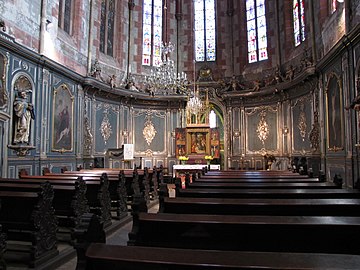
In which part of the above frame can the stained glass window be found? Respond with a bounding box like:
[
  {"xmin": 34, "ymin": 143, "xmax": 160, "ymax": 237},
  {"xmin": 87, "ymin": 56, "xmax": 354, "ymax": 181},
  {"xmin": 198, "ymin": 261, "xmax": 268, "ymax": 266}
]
[
  {"xmin": 100, "ymin": 0, "xmax": 115, "ymax": 56},
  {"xmin": 246, "ymin": 0, "xmax": 268, "ymax": 63},
  {"xmin": 194, "ymin": 0, "xmax": 216, "ymax": 62},
  {"xmin": 142, "ymin": 0, "xmax": 163, "ymax": 66},
  {"xmin": 58, "ymin": 0, "xmax": 73, "ymax": 34},
  {"xmin": 293, "ymin": 0, "xmax": 306, "ymax": 47}
]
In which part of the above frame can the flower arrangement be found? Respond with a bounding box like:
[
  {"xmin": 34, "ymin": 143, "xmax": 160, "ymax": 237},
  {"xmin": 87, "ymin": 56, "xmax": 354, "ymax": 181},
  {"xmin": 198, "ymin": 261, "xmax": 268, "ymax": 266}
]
[
  {"xmin": 204, "ymin": 155, "xmax": 213, "ymax": 160},
  {"xmin": 179, "ymin": 156, "xmax": 189, "ymax": 164}
]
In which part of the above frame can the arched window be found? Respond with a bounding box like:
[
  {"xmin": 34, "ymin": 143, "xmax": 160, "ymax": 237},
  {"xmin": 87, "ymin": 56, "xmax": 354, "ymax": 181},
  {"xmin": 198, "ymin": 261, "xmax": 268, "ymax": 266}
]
[
  {"xmin": 194, "ymin": 0, "xmax": 216, "ymax": 62},
  {"xmin": 58, "ymin": 0, "xmax": 73, "ymax": 34},
  {"xmin": 100, "ymin": 0, "xmax": 115, "ymax": 56},
  {"xmin": 293, "ymin": 0, "xmax": 306, "ymax": 47},
  {"xmin": 246, "ymin": 0, "xmax": 268, "ymax": 63},
  {"xmin": 142, "ymin": 0, "xmax": 163, "ymax": 66},
  {"xmin": 209, "ymin": 110, "xmax": 217, "ymax": 128}
]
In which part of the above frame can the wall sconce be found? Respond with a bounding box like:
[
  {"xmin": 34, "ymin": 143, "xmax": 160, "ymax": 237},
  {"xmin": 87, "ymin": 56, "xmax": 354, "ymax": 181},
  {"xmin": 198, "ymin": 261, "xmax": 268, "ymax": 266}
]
[
  {"xmin": 122, "ymin": 129, "xmax": 128, "ymax": 138},
  {"xmin": 337, "ymin": 0, "xmax": 344, "ymax": 3},
  {"xmin": 283, "ymin": 126, "xmax": 289, "ymax": 135},
  {"xmin": 233, "ymin": 130, "xmax": 240, "ymax": 138},
  {"xmin": 46, "ymin": 19, "xmax": 53, "ymax": 31}
]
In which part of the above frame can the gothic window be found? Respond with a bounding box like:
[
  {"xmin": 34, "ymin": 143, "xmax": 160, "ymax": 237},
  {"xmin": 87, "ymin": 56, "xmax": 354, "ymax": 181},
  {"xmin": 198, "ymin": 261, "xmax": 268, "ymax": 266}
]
[
  {"xmin": 58, "ymin": 0, "xmax": 73, "ymax": 34},
  {"xmin": 100, "ymin": 0, "xmax": 115, "ymax": 56},
  {"xmin": 246, "ymin": 0, "xmax": 268, "ymax": 63},
  {"xmin": 194, "ymin": 0, "xmax": 216, "ymax": 62},
  {"xmin": 293, "ymin": 0, "xmax": 306, "ymax": 47},
  {"xmin": 142, "ymin": 0, "xmax": 163, "ymax": 66}
]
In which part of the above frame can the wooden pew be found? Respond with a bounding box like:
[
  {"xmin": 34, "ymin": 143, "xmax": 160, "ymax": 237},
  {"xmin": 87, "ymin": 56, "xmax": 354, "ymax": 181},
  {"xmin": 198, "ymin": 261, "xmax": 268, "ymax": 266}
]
[
  {"xmin": 176, "ymin": 187, "xmax": 360, "ymax": 199},
  {"xmin": 82, "ymin": 243, "xmax": 360, "ymax": 270},
  {"xmin": 199, "ymin": 174, "xmax": 311, "ymax": 179},
  {"xmin": 161, "ymin": 197, "xmax": 360, "ymax": 216},
  {"xmin": 186, "ymin": 182, "xmax": 338, "ymax": 189},
  {"xmin": 0, "ymin": 179, "xmax": 90, "ymax": 242},
  {"xmin": 194, "ymin": 177, "xmax": 320, "ymax": 183},
  {"xmin": 0, "ymin": 182, "xmax": 59, "ymax": 267},
  {"xmin": 16, "ymin": 174, "xmax": 112, "ymax": 227},
  {"xmin": 62, "ymin": 168, "xmax": 154, "ymax": 208},
  {"xmin": 128, "ymin": 212, "xmax": 360, "ymax": 254}
]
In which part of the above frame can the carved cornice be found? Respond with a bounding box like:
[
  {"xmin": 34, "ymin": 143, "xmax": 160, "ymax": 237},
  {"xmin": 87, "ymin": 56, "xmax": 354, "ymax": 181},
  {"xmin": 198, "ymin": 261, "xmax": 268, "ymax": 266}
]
[
  {"xmin": 83, "ymin": 81, "xmax": 187, "ymax": 109},
  {"xmin": 221, "ymin": 66, "xmax": 316, "ymax": 104}
]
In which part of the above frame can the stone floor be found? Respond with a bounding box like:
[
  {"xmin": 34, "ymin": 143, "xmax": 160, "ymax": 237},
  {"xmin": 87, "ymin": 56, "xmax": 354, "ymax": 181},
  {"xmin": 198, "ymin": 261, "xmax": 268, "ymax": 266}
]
[{"xmin": 6, "ymin": 202, "xmax": 159, "ymax": 270}]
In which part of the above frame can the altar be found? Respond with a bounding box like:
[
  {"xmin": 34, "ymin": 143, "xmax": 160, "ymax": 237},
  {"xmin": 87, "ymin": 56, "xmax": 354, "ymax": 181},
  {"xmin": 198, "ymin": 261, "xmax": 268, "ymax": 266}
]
[{"xmin": 172, "ymin": 164, "xmax": 207, "ymax": 178}]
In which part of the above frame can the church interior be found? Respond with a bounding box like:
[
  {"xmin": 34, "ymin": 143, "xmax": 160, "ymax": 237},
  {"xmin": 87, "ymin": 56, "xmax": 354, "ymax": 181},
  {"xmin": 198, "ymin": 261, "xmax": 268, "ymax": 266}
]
[{"xmin": 0, "ymin": 0, "xmax": 360, "ymax": 269}]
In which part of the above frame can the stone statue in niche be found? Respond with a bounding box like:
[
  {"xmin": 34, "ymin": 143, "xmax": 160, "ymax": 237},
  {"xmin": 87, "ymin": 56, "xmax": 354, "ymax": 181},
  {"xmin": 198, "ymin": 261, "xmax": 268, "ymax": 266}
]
[{"xmin": 13, "ymin": 89, "xmax": 35, "ymax": 144}]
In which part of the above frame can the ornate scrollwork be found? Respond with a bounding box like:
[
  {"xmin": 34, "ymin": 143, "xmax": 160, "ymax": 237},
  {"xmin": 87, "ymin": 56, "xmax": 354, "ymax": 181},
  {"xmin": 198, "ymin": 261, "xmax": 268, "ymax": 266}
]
[
  {"xmin": 100, "ymin": 111, "xmax": 112, "ymax": 144},
  {"xmin": 298, "ymin": 103, "xmax": 307, "ymax": 141},
  {"xmin": 31, "ymin": 182, "xmax": 58, "ymax": 258},
  {"xmin": 309, "ymin": 111, "xmax": 320, "ymax": 151},
  {"xmin": 143, "ymin": 113, "xmax": 157, "ymax": 146},
  {"xmin": 256, "ymin": 110, "xmax": 269, "ymax": 145},
  {"xmin": 83, "ymin": 116, "xmax": 93, "ymax": 155}
]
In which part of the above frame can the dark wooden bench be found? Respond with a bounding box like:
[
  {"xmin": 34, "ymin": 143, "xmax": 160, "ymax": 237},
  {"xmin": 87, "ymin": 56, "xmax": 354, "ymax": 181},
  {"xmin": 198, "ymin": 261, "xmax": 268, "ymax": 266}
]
[
  {"xmin": 81, "ymin": 243, "xmax": 360, "ymax": 270},
  {"xmin": 15, "ymin": 174, "xmax": 113, "ymax": 227},
  {"xmin": 176, "ymin": 187, "xmax": 360, "ymax": 199},
  {"xmin": 41, "ymin": 172, "xmax": 129, "ymax": 219},
  {"xmin": 186, "ymin": 182, "xmax": 338, "ymax": 189},
  {"xmin": 194, "ymin": 177, "xmax": 320, "ymax": 183},
  {"xmin": 0, "ymin": 180, "xmax": 89, "ymax": 229},
  {"xmin": 161, "ymin": 197, "xmax": 360, "ymax": 216},
  {"xmin": 199, "ymin": 174, "xmax": 311, "ymax": 179},
  {"xmin": 0, "ymin": 182, "xmax": 59, "ymax": 267},
  {"xmin": 128, "ymin": 212, "xmax": 360, "ymax": 254}
]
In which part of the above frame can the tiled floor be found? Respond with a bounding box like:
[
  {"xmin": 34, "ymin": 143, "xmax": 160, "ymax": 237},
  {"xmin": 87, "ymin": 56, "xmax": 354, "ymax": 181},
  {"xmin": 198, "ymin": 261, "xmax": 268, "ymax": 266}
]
[{"xmin": 6, "ymin": 203, "xmax": 159, "ymax": 270}]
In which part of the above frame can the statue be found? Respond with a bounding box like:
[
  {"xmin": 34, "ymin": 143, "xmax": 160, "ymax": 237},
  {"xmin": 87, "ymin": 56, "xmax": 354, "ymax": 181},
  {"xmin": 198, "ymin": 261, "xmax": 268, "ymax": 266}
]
[
  {"xmin": 346, "ymin": 92, "xmax": 360, "ymax": 111},
  {"xmin": 90, "ymin": 59, "xmax": 102, "ymax": 80},
  {"xmin": 273, "ymin": 65, "xmax": 283, "ymax": 84},
  {"xmin": 13, "ymin": 90, "xmax": 35, "ymax": 144},
  {"xmin": 252, "ymin": 80, "xmax": 261, "ymax": 91},
  {"xmin": 109, "ymin": 74, "xmax": 117, "ymax": 88},
  {"xmin": 285, "ymin": 65, "xmax": 295, "ymax": 81}
]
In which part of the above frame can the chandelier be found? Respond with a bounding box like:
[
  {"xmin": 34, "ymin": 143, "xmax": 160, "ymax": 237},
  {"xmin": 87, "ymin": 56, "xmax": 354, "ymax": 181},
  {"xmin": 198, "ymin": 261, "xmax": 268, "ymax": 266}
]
[
  {"xmin": 144, "ymin": 42, "xmax": 190, "ymax": 96},
  {"xmin": 187, "ymin": 87, "xmax": 203, "ymax": 115}
]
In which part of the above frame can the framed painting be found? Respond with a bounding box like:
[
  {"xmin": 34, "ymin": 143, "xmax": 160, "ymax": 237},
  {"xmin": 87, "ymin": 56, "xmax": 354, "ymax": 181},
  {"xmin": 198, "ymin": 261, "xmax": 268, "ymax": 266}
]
[
  {"xmin": 186, "ymin": 127, "xmax": 210, "ymax": 155},
  {"xmin": 325, "ymin": 73, "xmax": 344, "ymax": 151},
  {"xmin": 175, "ymin": 128, "xmax": 186, "ymax": 157},
  {"xmin": 52, "ymin": 84, "xmax": 74, "ymax": 153}
]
